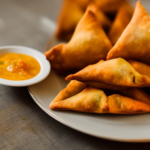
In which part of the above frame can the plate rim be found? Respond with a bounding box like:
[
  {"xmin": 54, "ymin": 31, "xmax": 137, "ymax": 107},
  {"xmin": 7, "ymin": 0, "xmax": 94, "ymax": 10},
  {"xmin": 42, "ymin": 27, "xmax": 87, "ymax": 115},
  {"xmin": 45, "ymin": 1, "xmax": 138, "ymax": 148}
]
[{"xmin": 28, "ymin": 85, "xmax": 150, "ymax": 143}]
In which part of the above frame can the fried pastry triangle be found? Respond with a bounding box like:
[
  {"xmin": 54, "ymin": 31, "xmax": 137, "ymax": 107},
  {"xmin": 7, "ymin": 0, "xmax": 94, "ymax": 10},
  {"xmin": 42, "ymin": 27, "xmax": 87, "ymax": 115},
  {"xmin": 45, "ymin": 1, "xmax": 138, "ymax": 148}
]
[
  {"xmin": 88, "ymin": 4, "xmax": 112, "ymax": 32},
  {"xmin": 51, "ymin": 80, "xmax": 87, "ymax": 103},
  {"xmin": 94, "ymin": 0, "xmax": 133, "ymax": 20},
  {"xmin": 128, "ymin": 60, "xmax": 150, "ymax": 78},
  {"xmin": 55, "ymin": 0, "xmax": 84, "ymax": 41},
  {"xmin": 84, "ymin": 82, "xmax": 128, "ymax": 90},
  {"xmin": 50, "ymin": 87, "xmax": 109, "ymax": 113},
  {"xmin": 108, "ymin": 94, "xmax": 150, "ymax": 114},
  {"xmin": 108, "ymin": 6, "xmax": 132, "ymax": 45},
  {"xmin": 45, "ymin": 5, "xmax": 112, "ymax": 74},
  {"xmin": 107, "ymin": 1, "xmax": 150, "ymax": 65},
  {"xmin": 50, "ymin": 87, "xmax": 150, "ymax": 114},
  {"xmin": 75, "ymin": 0, "xmax": 90, "ymax": 10},
  {"xmin": 66, "ymin": 58, "xmax": 150, "ymax": 87},
  {"xmin": 94, "ymin": 0, "xmax": 125, "ymax": 14},
  {"xmin": 72, "ymin": 59, "xmax": 128, "ymax": 90},
  {"xmin": 120, "ymin": 88, "xmax": 150, "ymax": 105}
]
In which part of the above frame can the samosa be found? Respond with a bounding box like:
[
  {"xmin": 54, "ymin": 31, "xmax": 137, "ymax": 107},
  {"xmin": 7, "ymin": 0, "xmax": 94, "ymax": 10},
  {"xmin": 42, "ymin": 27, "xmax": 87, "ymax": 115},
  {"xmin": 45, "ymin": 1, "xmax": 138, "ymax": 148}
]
[
  {"xmin": 55, "ymin": 0, "xmax": 84, "ymax": 41},
  {"xmin": 66, "ymin": 58, "xmax": 150, "ymax": 87},
  {"xmin": 50, "ymin": 87, "xmax": 109, "ymax": 113},
  {"xmin": 88, "ymin": 4, "xmax": 112, "ymax": 32},
  {"xmin": 45, "ymin": 5, "xmax": 112, "ymax": 74},
  {"xmin": 107, "ymin": 1, "xmax": 150, "ymax": 65},
  {"xmin": 128, "ymin": 60, "xmax": 150, "ymax": 78},
  {"xmin": 75, "ymin": 0, "xmax": 91, "ymax": 10},
  {"xmin": 55, "ymin": 0, "xmax": 111, "ymax": 41},
  {"xmin": 50, "ymin": 87, "xmax": 150, "ymax": 114},
  {"xmin": 94, "ymin": 0, "xmax": 133, "ymax": 20},
  {"xmin": 52, "ymin": 80, "xmax": 87, "ymax": 103},
  {"xmin": 108, "ymin": 94, "xmax": 150, "ymax": 114},
  {"xmin": 82, "ymin": 60, "xmax": 127, "ymax": 90},
  {"xmin": 108, "ymin": 6, "xmax": 132, "ymax": 45},
  {"xmin": 83, "ymin": 81, "xmax": 128, "ymax": 90},
  {"xmin": 119, "ymin": 88, "xmax": 150, "ymax": 105}
]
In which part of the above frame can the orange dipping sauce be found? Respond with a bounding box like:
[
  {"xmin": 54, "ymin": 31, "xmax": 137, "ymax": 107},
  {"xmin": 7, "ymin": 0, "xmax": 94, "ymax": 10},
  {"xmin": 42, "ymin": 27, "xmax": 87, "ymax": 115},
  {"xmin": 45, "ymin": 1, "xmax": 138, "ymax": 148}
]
[{"xmin": 0, "ymin": 53, "xmax": 41, "ymax": 80}]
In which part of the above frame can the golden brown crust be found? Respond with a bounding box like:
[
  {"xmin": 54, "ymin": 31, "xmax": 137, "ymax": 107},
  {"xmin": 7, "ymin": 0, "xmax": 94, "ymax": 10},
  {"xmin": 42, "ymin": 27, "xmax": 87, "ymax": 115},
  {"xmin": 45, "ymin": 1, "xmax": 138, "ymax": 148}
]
[
  {"xmin": 51, "ymin": 80, "xmax": 87, "ymax": 103},
  {"xmin": 55, "ymin": 0, "xmax": 84, "ymax": 41},
  {"xmin": 84, "ymin": 81, "xmax": 128, "ymax": 90},
  {"xmin": 94, "ymin": 0, "xmax": 125, "ymax": 14},
  {"xmin": 94, "ymin": 0, "xmax": 133, "ymax": 18},
  {"xmin": 128, "ymin": 60, "xmax": 150, "ymax": 78},
  {"xmin": 75, "ymin": 0, "xmax": 91, "ymax": 10},
  {"xmin": 45, "ymin": 5, "xmax": 112, "ymax": 74},
  {"xmin": 107, "ymin": 1, "xmax": 150, "ymax": 65},
  {"xmin": 50, "ymin": 87, "xmax": 109, "ymax": 113},
  {"xmin": 108, "ymin": 94, "xmax": 150, "ymax": 114},
  {"xmin": 66, "ymin": 58, "xmax": 150, "ymax": 87},
  {"xmin": 108, "ymin": 6, "xmax": 132, "ymax": 45},
  {"xmin": 50, "ymin": 87, "xmax": 150, "ymax": 114},
  {"xmin": 87, "ymin": 4, "xmax": 112, "ymax": 32},
  {"xmin": 119, "ymin": 88, "xmax": 150, "ymax": 105}
]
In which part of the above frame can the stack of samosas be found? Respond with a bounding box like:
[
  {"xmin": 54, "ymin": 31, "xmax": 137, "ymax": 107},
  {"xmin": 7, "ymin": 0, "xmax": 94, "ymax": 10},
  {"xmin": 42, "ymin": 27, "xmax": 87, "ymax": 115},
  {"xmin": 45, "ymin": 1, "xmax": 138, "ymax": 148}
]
[{"xmin": 45, "ymin": 1, "xmax": 150, "ymax": 114}]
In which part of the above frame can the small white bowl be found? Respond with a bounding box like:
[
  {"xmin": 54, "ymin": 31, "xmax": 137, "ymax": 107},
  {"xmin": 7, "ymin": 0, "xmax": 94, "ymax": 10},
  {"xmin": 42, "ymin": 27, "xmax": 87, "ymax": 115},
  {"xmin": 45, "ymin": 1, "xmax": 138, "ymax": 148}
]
[{"xmin": 0, "ymin": 45, "xmax": 50, "ymax": 87}]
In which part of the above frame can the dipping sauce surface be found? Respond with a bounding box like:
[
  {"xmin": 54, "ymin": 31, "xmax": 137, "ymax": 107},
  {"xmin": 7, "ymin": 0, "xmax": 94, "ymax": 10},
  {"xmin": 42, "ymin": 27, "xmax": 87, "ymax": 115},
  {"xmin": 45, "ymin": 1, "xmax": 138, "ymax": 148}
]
[{"xmin": 0, "ymin": 53, "xmax": 41, "ymax": 80}]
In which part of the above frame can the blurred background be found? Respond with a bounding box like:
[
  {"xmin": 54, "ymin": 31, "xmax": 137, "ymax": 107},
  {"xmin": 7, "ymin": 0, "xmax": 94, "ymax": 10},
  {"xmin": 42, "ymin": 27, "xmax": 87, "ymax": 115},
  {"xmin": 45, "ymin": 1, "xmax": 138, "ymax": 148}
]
[
  {"xmin": 0, "ymin": 0, "xmax": 149, "ymax": 53},
  {"xmin": 0, "ymin": 0, "xmax": 62, "ymax": 52}
]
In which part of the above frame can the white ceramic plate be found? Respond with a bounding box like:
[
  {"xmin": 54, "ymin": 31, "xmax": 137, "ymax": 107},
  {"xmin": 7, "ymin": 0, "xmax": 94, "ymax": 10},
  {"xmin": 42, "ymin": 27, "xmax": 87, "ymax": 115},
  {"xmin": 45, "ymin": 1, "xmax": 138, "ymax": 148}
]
[
  {"xmin": 28, "ymin": 70, "xmax": 150, "ymax": 142},
  {"xmin": 0, "ymin": 46, "xmax": 50, "ymax": 86}
]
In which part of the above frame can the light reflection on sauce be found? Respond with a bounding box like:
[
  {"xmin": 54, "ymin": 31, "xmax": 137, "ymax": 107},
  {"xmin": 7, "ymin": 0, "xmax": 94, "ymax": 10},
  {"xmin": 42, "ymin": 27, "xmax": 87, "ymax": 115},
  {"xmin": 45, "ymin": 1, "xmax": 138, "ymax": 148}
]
[{"xmin": 0, "ymin": 53, "xmax": 41, "ymax": 80}]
